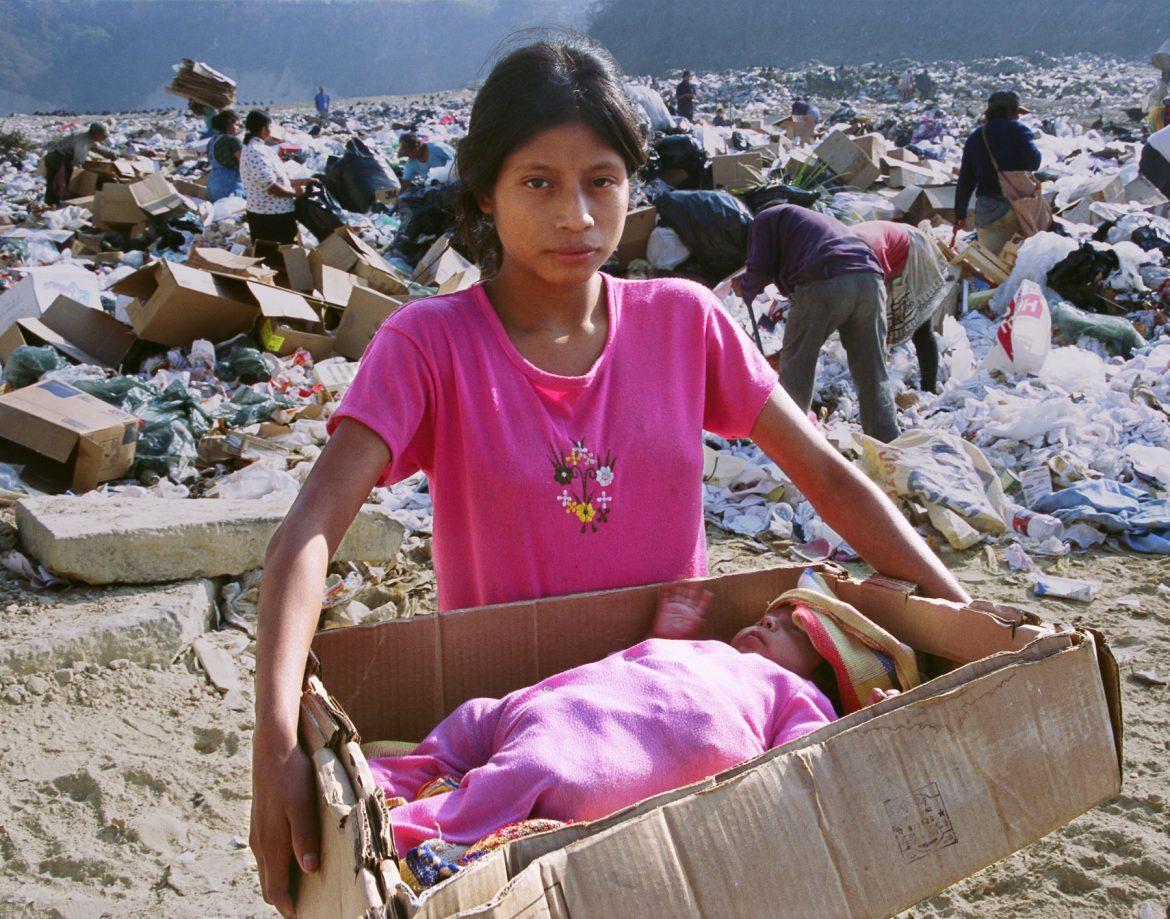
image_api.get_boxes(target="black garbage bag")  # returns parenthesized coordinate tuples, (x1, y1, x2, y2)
(741, 183, 820, 214)
(324, 138, 400, 213)
(653, 190, 754, 280)
(2, 345, 68, 388)
(393, 183, 459, 263)
(1131, 225, 1170, 258)
(648, 134, 708, 189)
(295, 182, 346, 241)
(1046, 243, 1121, 312)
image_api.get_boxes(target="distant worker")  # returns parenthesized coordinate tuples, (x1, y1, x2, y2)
(790, 97, 820, 145)
(41, 122, 116, 206)
(955, 90, 1042, 255)
(240, 109, 316, 245)
(398, 131, 456, 184)
(314, 85, 331, 125)
(915, 70, 936, 100)
(898, 70, 915, 102)
(712, 106, 731, 127)
(675, 70, 697, 121)
(733, 204, 899, 442)
(188, 99, 217, 136)
(851, 221, 950, 394)
(206, 110, 244, 202)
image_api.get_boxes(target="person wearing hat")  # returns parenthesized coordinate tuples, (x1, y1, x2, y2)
(398, 131, 456, 185)
(41, 122, 116, 206)
(955, 90, 1042, 255)
(205, 110, 244, 202)
(674, 69, 697, 121)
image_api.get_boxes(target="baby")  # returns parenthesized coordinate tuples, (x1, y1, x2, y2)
(371, 570, 917, 861)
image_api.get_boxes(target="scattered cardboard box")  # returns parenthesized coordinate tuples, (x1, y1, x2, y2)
(614, 205, 657, 268)
(887, 160, 943, 189)
(411, 235, 477, 289)
(297, 564, 1121, 919)
(186, 247, 274, 281)
(710, 151, 768, 188)
(316, 228, 412, 298)
(0, 265, 103, 336)
(250, 282, 334, 361)
(854, 132, 890, 163)
(333, 286, 403, 360)
(894, 185, 957, 224)
(0, 295, 137, 369)
(0, 380, 138, 492)
(112, 261, 259, 346)
(813, 130, 880, 189)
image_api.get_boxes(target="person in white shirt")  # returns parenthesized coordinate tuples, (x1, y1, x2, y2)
(239, 109, 315, 245)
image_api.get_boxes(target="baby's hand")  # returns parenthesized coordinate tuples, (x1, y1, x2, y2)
(868, 687, 901, 705)
(652, 583, 714, 640)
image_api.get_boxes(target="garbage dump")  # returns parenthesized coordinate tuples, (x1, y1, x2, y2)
(0, 47, 1168, 919)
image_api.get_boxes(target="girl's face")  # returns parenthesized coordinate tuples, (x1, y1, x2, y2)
(730, 606, 823, 678)
(479, 120, 630, 287)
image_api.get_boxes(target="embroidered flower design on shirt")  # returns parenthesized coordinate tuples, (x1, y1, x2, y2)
(548, 440, 616, 534)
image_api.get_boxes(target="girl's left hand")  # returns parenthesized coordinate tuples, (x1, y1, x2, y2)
(651, 583, 714, 640)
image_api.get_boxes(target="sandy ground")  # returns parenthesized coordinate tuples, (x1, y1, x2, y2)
(0, 528, 1167, 918)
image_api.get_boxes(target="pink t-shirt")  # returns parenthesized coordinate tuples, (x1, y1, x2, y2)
(327, 275, 776, 611)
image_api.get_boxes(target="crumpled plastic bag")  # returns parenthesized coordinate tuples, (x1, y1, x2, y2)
(207, 461, 300, 500)
(2, 345, 69, 388)
(857, 429, 1008, 548)
(647, 227, 691, 270)
(983, 279, 1051, 374)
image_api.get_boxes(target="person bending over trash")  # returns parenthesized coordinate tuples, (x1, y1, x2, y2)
(852, 220, 951, 393)
(369, 571, 917, 887)
(733, 204, 901, 442)
(398, 130, 457, 185)
(954, 90, 1042, 255)
(41, 122, 116, 206)
(251, 36, 968, 918)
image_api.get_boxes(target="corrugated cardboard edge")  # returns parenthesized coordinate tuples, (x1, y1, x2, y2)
(298, 674, 410, 918)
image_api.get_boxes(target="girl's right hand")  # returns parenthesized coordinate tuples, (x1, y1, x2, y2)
(250, 736, 320, 918)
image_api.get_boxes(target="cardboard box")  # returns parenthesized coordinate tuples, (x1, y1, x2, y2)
(186, 246, 274, 282)
(250, 281, 334, 361)
(0, 380, 138, 492)
(0, 295, 137, 369)
(0, 265, 103, 336)
(710, 151, 767, 188)
(112, 261, 259, 346)
(316, 228, 412, 298)
(854, 132, 889, 163)
(411, 235, 477, 289)
(93, 174, 185, 227)
(813, 131, 880, 189)
(296, 564, 1122, 919)
(894, 185, 958, 225)
(613, 205, 657, 268)
(887, 160, 942, 189)
(333, 286, 404, 360)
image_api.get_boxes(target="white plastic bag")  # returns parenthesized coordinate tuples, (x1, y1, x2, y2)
(647, 227, 691, 270)
(984, 279, 1051, 374)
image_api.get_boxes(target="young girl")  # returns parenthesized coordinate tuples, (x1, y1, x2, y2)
(250, 36, 969, 917)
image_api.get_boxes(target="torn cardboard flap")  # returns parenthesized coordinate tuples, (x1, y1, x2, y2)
(128, 172, 186, 217)
(0, 380, 138, 492)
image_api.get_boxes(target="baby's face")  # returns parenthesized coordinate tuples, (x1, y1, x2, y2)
(730, 605, 823, 678)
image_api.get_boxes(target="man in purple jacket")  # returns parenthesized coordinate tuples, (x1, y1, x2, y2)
(734, 204, 899, 442)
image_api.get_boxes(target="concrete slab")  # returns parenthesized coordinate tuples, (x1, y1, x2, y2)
(16, 496, 405, 584)
(0, 579, 216, 675)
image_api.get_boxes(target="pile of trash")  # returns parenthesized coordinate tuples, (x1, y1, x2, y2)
(0, 51, 1168, 622)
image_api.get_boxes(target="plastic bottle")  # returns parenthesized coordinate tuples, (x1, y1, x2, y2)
(1007, 504, 1064, 542)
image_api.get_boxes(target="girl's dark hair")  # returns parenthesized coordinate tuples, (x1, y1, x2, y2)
(243, 109, 271, 145)
(210, 110, 238, 133)
(454, 34, 648, 271)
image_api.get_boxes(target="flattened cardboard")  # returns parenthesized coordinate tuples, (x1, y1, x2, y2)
(128, 173, 186, 217)
(613, 205, 657, 268)
(301, 565, 1122, 919)
(112, 261, 258, 346)
(0, 380, 138, 492)
(0, 265, 103, 336)
(186, 247, 273, 281)
(334, 286, 404, 360)
(0, 295, 137, 368)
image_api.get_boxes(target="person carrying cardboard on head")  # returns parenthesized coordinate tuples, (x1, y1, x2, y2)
(248, 37, 969, 919)
(41, 122, 116, 206)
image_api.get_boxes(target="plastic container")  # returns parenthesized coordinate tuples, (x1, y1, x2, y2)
(1007, 504, 1065, 542)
